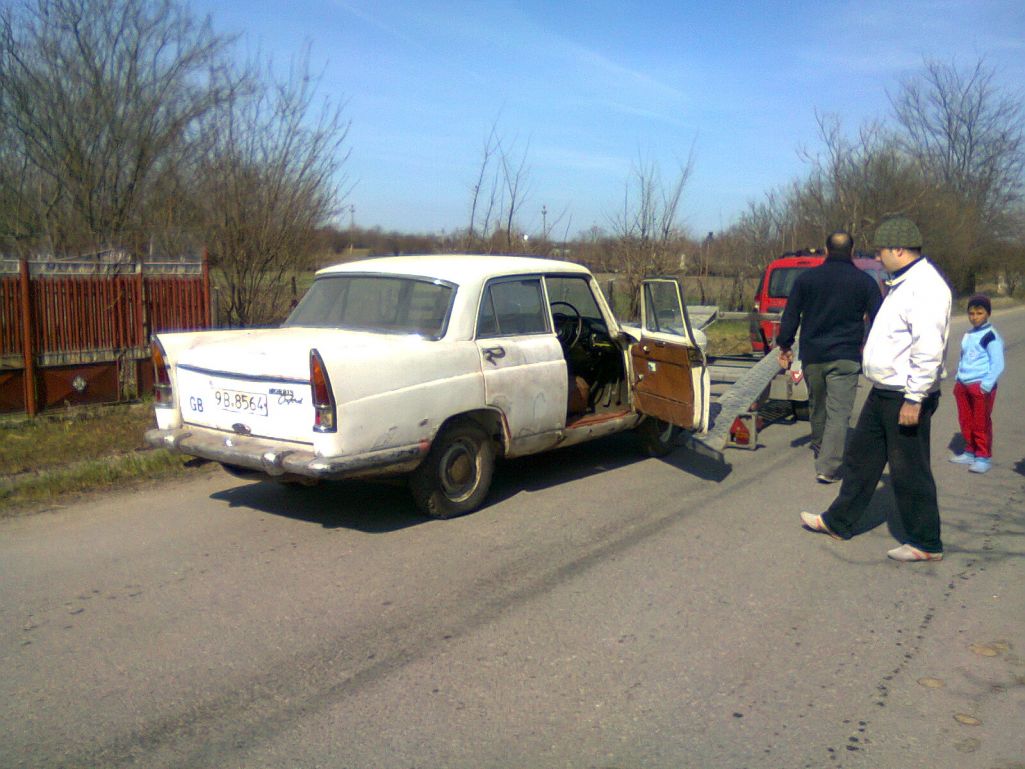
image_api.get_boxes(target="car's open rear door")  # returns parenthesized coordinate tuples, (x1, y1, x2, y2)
(629, 278, 709, 431)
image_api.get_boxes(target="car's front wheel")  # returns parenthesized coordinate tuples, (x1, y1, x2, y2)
(410, 420, 495, 518)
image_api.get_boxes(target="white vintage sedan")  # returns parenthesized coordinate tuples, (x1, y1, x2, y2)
(146, 255, 710, 517)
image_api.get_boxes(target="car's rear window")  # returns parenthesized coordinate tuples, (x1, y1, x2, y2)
(766, 267, 810, 299)
(283, 274, 455, 338)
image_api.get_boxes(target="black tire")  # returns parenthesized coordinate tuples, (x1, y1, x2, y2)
(791, 401, 810, 421)
(634, 417, 680, 457)
(410, 420, 495, 518)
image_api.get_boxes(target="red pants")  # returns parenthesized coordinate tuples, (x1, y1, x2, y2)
(953, 380, 997, 458)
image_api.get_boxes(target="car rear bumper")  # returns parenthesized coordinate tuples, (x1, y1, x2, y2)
(145, 427, 427, 480)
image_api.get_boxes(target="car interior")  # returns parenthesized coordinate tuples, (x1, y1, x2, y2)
(545, 276, 630, 424)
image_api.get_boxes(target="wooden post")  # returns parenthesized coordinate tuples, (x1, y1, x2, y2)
(18, 259, 37, 416)
(201, 246, 211, 328)
(134, 260, 145, 346)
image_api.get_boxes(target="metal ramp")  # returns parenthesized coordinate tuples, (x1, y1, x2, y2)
(683, 340, 801, 459)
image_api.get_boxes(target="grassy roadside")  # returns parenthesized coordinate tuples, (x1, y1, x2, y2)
(702, 318, 755, 355)
(0, 402, 200, 517)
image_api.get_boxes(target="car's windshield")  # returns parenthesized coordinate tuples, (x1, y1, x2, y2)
(283, 274, 455, 338)
(545, 275, 604, 321)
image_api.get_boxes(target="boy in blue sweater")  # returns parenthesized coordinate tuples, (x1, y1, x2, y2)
(950, 294, 1005, 473)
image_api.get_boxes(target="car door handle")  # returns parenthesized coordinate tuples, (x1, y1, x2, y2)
(482, 346, 506, 364)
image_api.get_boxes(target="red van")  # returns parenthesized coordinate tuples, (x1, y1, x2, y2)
(750, 250, 886, 353)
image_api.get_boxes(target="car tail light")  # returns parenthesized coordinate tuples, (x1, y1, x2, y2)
(151, 338, 173, 408)
(730, 417, 750, 445)
(310, 349, 336, 433)
(730, 410, 765, 447)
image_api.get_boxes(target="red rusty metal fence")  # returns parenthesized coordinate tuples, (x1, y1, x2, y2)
(0, 255, 211, 415)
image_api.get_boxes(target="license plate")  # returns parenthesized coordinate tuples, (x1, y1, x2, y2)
(214, 388, 268, 416)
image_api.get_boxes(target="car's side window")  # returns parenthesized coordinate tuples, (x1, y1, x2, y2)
(477, 278, 548, 337)
(642, 279, 687, 336)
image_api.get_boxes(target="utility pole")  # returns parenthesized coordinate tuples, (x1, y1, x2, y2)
(348, 205, 355, 255)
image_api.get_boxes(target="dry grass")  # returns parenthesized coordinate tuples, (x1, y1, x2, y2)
(0, 403, 196, 515)
(703, 319, 756, 356)
(0, 403, 156, 475)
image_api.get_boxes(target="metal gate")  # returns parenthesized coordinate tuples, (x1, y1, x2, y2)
(0, 255, 211, 415)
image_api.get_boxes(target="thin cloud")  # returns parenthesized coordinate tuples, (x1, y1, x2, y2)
(330, 1, 423, 49)
(557, 40, 689, 104)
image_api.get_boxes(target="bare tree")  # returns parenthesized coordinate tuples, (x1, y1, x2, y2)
(0, 0, 236, 253)
(466, 123, 501, 249)
(892, 59, 1025, 221)
(607, 151, 694, 318)
(463, 120, 532, 253)
(890, 58, 1025, 291)
(196, 50, 350, 326)
(788, 113, 933, 248)
(991, 205, 1025, 296)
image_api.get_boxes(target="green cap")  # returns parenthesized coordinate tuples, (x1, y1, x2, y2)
(873, 216, 922, 249)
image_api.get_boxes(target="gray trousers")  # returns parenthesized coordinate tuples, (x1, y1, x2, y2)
(803, 359, 861, 477)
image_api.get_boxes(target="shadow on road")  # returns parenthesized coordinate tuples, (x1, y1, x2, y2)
(487, 432, 732, 506)
(207, 432, 732, 531)
(210, 478, 425, 533)
(831, 473, 909, 541)
(946, 430, 968, 456)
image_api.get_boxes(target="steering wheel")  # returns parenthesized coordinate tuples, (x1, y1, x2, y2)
(550, 301, 583, 350)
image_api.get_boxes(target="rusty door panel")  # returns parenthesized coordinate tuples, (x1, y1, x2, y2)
(630, 338, 696, 429)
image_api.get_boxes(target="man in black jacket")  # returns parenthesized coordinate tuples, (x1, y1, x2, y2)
(776, 231, 882, 482)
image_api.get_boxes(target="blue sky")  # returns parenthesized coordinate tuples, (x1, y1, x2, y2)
(192, 0, 1025, 239)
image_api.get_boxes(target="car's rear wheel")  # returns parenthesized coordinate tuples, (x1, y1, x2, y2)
(410, 420, 495, 518)
(634, 417, 680, 457)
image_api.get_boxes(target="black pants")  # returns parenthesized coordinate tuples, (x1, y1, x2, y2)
(822, 388, 942, 553)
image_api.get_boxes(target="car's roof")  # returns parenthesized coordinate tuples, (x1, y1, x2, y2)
(317, 254, 591, 285)
(766, 255, 825, 268)
(767, 255, 883, 271)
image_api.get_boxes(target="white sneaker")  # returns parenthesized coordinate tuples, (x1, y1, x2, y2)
(887, 544, 943, 562)
(800, 511, 842, 540)
(949, 452, 975, 465)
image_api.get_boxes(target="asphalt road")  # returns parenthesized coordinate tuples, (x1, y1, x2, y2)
(2, 307, 1023, 769)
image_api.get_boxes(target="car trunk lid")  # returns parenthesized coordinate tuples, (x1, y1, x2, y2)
(171, 327, 385, 444)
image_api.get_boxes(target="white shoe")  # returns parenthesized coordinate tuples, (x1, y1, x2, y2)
(800, 511, 842, 540)
(887, 544, 943, 562)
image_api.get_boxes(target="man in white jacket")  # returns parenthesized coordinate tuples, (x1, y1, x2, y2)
(800, 216, 952, 562)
